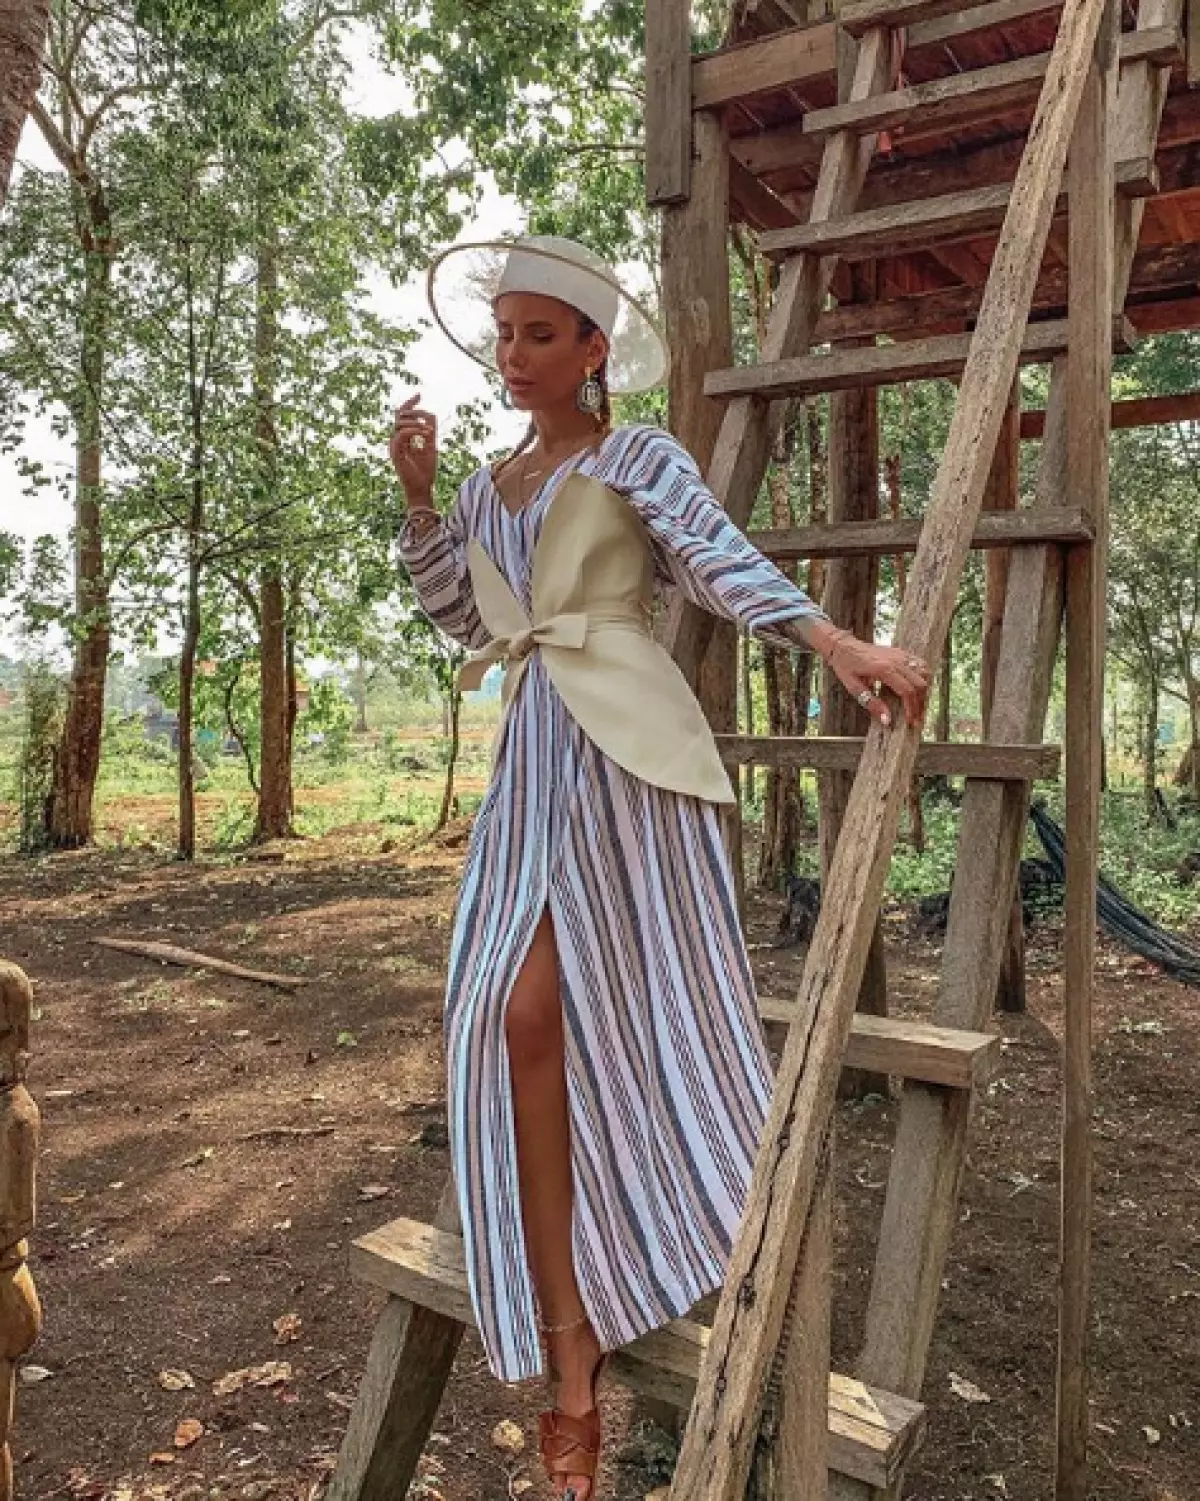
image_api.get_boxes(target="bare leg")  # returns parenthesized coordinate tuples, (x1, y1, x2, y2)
(506, 908, 604, 1500)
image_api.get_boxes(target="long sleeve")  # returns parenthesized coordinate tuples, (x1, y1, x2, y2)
(613, 427, 830, 652)
(397, 483, 490, 651)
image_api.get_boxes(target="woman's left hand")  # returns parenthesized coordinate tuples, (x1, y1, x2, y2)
(823, 633, 931, 729)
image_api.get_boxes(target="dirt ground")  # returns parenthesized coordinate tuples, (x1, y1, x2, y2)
(3, 820, 1197, 1501)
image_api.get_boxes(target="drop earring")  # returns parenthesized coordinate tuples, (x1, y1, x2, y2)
(577, 368, 604, 417)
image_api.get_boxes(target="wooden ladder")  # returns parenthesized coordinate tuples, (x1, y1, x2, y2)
(324, 3, 1179, 1500)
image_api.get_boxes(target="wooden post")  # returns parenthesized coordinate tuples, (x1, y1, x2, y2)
(645, 0, 692, 205)
(0, 962, 40, 1501)
(1058, 5, 1117, 1498)
(822, 352, 889, 1102)
(982, 384, 1027, 1016)
(327, 1182, 465, 1501)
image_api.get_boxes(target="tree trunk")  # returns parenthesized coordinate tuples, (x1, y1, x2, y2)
(47, 196, 112, 848)
(436, 685, 462, 831)
(178, 478, 202, 861)
(760, 415, 802, 890)
(1143, 674, 1159, 818)
(740, 634, 755, 809)
(251, 227, 293, 843)
(0, 0, 50, 209)
(352, 649, 369, 733)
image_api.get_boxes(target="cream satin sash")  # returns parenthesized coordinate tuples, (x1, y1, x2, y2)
(455, 474, 736, 805)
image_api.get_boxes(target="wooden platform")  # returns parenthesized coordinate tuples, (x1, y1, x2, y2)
(695, 1, 1200, 341)
(349, 1215, 927, 1490)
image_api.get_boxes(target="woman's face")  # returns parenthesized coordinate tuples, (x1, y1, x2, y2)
(493, 292, 608, 411)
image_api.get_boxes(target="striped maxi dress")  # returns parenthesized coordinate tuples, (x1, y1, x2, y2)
(398, 423, 829, 1383)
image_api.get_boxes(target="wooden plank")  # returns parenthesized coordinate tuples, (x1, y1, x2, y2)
(758, 149, 1156, 263)
(645, 0, 691, 205)
(756, 1010, 1001, 1090)
(667, 3, 1112, 1494)
(692, 22, 837, 109)
(802, 27, 1180, 140)
(717, 734, 1060, 779)
(1021, 389, 1200, 437)
(665, 27, 895, 688)
(328, 1181, 464, 1501)
(703, 319, 1088, 401)
(815, 236, 1200, 345)
(347, 1214, 924, 1489)
(1190, 0, 1200, 87)
(1059, 9, 1117, 1496)
(760, 181, 1019, 262)
(749, 506, 1093, 559)
(909, 0, 1062, 48)
(841, 0, 1003, 34)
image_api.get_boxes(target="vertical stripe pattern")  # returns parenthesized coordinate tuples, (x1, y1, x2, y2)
(398, 425, 827, 1382)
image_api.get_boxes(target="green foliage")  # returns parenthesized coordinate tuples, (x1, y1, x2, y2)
(15, 664, 64, 855)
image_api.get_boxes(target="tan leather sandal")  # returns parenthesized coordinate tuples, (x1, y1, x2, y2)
(539, 1374, 609, 1501)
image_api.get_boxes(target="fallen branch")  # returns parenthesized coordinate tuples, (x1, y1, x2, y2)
(94, 937, 308, 992)
(238, 1125, 336, 1142)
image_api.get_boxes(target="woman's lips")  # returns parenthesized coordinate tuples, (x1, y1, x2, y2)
(506, 377, 534, 391)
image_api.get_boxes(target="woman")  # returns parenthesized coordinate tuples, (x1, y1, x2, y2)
(390, 236, 928, 1501)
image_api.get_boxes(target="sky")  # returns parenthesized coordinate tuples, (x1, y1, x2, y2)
(0, 23, 535, 649)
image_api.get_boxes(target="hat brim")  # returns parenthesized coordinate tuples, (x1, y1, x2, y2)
(426, 240, 668, 396)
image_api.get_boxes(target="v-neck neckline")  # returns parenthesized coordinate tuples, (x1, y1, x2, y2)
(489, 433, 611, 523)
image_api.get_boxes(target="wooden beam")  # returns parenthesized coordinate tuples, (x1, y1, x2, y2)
(757, 1010, 1001, 1090)
(645, 0, 692, 205)
(668, 1, 1113, 1492)
(1021, 389, 1200, 437)
(802, 27, 1180, 140)
(717, 735, 1061, 780)
(814, 236, 1200, 344)
(347, 1215, 926, 1490)
(1190, 0, 1200, 87)
(703, 317, 1129, 401)
(749, 505, 1094, 560)
(692, 22, 837, 109)
(664, 27, 895, 687)
(757, 151, 1157, 263)
(1058, 8, 1117, 1495)
(842, 0, 1008, 34)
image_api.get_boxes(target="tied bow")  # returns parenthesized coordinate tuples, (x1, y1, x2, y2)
(458, 610, 588, 693)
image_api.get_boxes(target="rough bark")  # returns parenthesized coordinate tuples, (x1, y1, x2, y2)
(0, 0, 50, 209)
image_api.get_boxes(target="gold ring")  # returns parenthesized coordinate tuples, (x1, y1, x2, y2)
(410, 434, 427, 452)
(856, 689, 873, 708)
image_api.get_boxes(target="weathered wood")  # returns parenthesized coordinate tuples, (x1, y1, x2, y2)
(802, 26, 1179, 140)
(1189, 0, 1200, 86)
(666, 26, 895, 685)
(693, 23, 837, 109)
(645, 0, 692, 205)
(841, 0, 1003, 34)
(348, 1212, 923, 1490)
(1021, 388, 1200, 436)
(718, 735, 1060, 779)
(328, 1181, 464, 1501)
(773, 1154, 832, 1499)
(0, 963, 41, 1501)
(1059, 10, 1117, 1496)
(704, 317, 1134, 401)
(814, 235, 1200, 344)
(93, 936, 308, 991)
(668, 4, 1110, 1492)
(749, 505, 1094, 560)
(757, 1009, 1000, 1090)
(853, 3, 1176, 1437)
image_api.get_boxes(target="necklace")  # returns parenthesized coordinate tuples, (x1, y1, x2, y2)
(517, 433, 605, 511)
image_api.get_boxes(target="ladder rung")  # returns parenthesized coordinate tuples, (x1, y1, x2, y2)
(762, 1011, 999, 1090)
(802, 27, 1180, 141)
(704, 317, 1136, 400)
(749, 506, 1093, 561)
(717, 735, 1061, 781)
(757, 155, 1155, 263)
(350, 1216, 926, 1490)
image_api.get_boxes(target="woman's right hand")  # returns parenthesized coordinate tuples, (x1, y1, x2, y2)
(390, 395, 439, 505)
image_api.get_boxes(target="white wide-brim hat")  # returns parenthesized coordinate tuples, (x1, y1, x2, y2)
(426, 235, 668, 396)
